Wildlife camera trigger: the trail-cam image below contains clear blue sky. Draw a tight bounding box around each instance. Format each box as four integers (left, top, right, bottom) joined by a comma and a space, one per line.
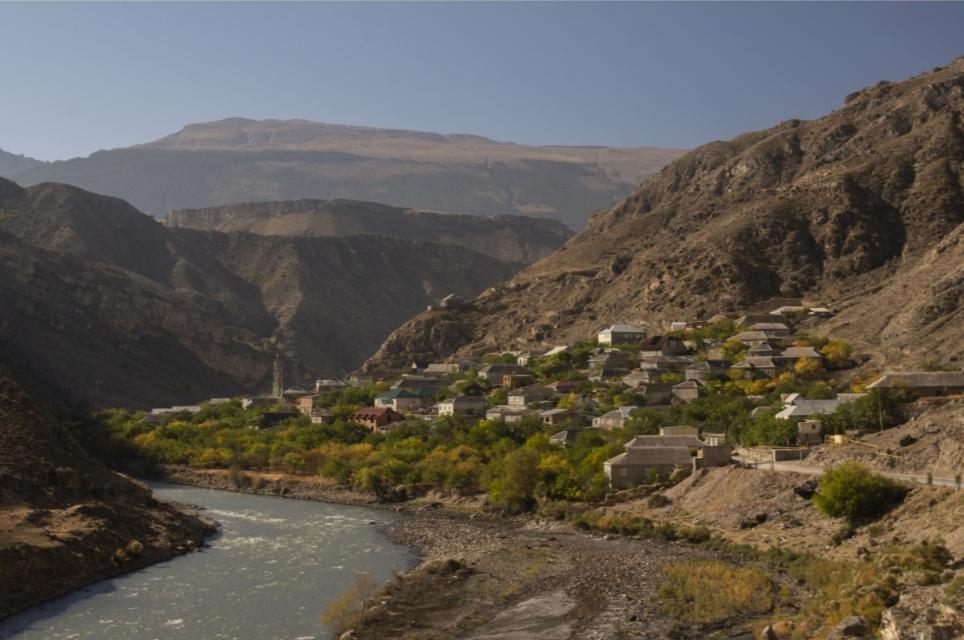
2, 2, 962, 161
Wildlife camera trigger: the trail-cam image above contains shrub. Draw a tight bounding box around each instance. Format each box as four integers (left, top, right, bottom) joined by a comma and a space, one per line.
812, 462, 908, 524
659, 559, 774, 624
319, 572, 376, 632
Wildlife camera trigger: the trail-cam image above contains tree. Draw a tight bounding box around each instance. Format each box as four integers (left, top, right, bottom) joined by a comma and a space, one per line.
812, 462, 908, 524
820, 340, 852, 369
721, 339, 747, 363
492, 448, 541, 512
794, 357, 824, 378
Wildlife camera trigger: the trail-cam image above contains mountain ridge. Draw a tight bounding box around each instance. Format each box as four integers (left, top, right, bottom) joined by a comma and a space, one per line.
164, 198, 572, 265
0, 178, 516, 409
363, 56, 964, 373
11, 118, 685, 228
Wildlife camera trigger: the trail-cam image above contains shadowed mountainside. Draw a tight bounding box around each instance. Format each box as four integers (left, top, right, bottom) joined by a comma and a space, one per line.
0, 179, 515, 409
0, 368, 213, 619
11, 119, 684, 229
363, 57, 964, 373
164, 198, 572, 265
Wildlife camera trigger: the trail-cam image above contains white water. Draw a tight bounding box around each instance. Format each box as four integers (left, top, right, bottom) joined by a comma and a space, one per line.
0, 483, 416, 640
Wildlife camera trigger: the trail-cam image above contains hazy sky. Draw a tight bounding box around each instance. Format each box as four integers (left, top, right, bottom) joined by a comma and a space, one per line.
2, 2, 962, 161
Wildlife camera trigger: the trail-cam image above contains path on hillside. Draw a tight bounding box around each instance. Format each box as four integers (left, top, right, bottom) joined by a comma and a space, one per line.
743, 459, 963, 490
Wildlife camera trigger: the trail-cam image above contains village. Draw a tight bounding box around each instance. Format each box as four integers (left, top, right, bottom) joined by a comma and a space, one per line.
144, 297, 964, 493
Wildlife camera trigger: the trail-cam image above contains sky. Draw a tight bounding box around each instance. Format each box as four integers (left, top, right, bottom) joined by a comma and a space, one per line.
1, 2, 963, 161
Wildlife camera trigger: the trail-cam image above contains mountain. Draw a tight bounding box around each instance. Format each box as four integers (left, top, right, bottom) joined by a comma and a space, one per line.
0, 367, 212, 618
0, 149, 44, 178
11, 119, 684, 229
164, 199, 572, 265
363, 57, 964, 373
0, 179, 516, 409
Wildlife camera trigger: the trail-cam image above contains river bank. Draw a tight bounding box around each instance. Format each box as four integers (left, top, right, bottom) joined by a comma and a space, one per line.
157, 465, 771, 639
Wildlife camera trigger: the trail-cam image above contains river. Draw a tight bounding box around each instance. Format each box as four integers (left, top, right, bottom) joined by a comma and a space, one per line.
0, 483, 417, 640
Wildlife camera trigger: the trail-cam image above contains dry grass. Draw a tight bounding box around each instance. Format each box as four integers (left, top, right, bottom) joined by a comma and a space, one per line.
319, 572, 376, 633
658, 559, 774, 624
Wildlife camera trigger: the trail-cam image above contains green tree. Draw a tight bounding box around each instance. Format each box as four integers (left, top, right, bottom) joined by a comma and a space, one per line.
812, 462, 908, 524
492, 448, 541, 512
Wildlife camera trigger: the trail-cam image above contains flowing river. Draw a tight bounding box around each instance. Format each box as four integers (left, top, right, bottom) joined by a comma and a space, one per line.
0, 483, 416, 640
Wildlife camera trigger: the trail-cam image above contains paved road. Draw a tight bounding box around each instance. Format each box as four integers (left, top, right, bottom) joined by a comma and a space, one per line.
743, 459, 963, 490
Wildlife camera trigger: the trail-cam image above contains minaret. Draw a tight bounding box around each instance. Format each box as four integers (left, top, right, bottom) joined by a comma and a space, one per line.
272, 353, 284, 399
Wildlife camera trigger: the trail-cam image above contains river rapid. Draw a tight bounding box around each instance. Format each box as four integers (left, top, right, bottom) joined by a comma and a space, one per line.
0, 483, 416, 640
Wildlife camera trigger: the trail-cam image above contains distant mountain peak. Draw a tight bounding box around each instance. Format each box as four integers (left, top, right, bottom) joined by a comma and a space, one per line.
0, 148, 45, 178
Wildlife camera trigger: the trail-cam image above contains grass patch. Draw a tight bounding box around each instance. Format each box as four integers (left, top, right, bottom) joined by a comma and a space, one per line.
319, 572, 376, 633
659, 559, 774, 624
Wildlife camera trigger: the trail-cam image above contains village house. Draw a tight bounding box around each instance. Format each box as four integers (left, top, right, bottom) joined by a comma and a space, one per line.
296, 395, 315, 416
440, 293, 466, 309
737, 313, 779, 327
636, 382, 674, 405
622, 369, 662, 387
478, 363, 534, 386
393, 375, 450, 392
540, 408, 575, 428
597, 324, 646, 346
588, 349, 634, 370
703, 431, 727, 446
747, 343, 779, 357
588, 368, 625, 382
745, 322, 791, 337
592, 406, 638, 430
374, 388, 424, 413
639, 354, 693, 371
437, 395, 486, 416
797, 420, 823, 446
672, 380, 704, 404
774, 346, 823, 367
516, 352, 534, 367
423, 362, 462, 375
867, 371, 964, 397
684, 359, 730, 381
550, 428, 583, 447
603, 434, 732, 488
732, 330, 778, 348
659, 425, 700, 436
485, 405, 539, 424
349, 406, 406, 432
146, 405, 202, 424
282, 387, 312, 402
731, 356, 781, 379
638, 335, 689, 357
310, 408, 335, 425
508, 385, 554, 407
547, 379, 583, 395
774, 392, 865, 421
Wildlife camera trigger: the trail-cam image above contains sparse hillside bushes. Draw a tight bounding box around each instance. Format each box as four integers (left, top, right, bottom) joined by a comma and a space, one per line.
812, 462, 908, 523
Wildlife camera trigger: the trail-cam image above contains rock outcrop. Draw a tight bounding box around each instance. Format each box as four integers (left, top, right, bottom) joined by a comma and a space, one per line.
363, 57, 964, 373
11, 118, 685, 229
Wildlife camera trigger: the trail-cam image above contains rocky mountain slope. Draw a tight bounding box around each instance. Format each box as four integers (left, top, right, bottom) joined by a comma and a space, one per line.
10, 118, 684, 229
0, 178, 515, 409
164, 199, 572, 265
0, 367, 213, 619
0, 149, 43, 178
364, 57, 964, 373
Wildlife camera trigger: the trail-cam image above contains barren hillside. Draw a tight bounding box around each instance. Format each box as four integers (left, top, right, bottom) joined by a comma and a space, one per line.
364, 57, 964, 373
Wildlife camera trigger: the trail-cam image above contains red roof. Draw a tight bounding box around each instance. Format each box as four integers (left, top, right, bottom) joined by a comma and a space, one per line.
350, 406, 390, 418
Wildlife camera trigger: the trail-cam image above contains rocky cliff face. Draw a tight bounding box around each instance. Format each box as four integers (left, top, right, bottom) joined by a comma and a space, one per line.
0, 179, 515, 409
364, 57, 964, 373
164, 198, 572, 265
0, 368, 213, 619
11, 119, 684, 229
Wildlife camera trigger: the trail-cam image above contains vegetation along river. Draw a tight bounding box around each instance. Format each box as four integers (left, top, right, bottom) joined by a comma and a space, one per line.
0, 483, 416, 640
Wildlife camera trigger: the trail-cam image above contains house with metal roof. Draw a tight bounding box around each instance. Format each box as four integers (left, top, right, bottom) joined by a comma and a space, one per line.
597, 324, 645, 346
867, 372, 964, 396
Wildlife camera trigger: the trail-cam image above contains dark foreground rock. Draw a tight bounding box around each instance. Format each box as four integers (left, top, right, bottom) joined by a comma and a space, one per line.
0, 371, 215, 620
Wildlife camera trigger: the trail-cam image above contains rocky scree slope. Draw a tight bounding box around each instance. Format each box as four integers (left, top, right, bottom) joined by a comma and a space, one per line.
12, 118, 685, 229
164, 198, 572, 265
364, 57, 964, 373
0, 179, 514, 409
0, 368, 213, 619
